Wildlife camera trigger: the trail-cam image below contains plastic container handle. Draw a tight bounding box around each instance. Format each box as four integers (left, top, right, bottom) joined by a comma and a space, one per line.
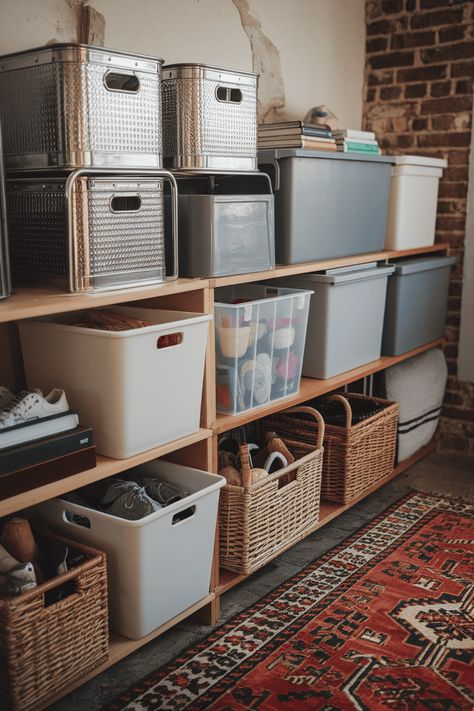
171, 506, 196, 525
258, 155, 280, 192
325, 394, 353, 430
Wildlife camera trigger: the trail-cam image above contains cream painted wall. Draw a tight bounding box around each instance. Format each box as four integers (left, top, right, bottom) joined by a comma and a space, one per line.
0, 0, 365, 129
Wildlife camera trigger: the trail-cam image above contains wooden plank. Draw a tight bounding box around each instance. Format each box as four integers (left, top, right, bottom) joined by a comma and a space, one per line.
0, 428, 213, 517
0, 279, 209, 324
214, 339, 444, 434
211, 244, 450, 289
39, 593, 215, 711
217, 440, 437, 594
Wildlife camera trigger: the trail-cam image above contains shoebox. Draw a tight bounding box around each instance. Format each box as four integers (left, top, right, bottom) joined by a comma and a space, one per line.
0, 427, 96, 501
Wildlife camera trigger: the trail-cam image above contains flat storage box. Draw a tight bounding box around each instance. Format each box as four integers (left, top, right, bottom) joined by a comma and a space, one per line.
38, 461, 225, 640
0, 44, 163, 170
382, 255, 456, 356
6, 174, 175, 292
0, 531, 108, 711
178, 173, 275, 277
19, 306, 211, 458
385, 155, 447, 250
214, 285, 312, 414
274, 263, 394, 379
258, 149, 395, 263
162, 63, 258, 172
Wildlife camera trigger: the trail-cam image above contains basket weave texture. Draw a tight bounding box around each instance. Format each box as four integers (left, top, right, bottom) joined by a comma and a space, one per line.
219, 406, 325, 575
0, 532, 109, 711
272, 393, 399, 505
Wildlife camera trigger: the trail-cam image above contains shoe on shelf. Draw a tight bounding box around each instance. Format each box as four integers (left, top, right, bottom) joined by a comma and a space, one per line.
130, 474, 188, 507
0, 543, 37, 596
101, 479, 162, 520
0, 386, 15, 409
0, 388, 67, 429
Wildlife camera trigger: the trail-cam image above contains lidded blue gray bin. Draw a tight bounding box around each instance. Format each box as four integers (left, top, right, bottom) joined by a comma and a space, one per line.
382, 254, 456, 356
272, 263, 394, 379
258, 149, 395, 264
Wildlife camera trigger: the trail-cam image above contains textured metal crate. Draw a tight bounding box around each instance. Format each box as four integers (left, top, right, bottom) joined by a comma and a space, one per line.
0, 121, 10, 299
0, 44, 163, 171
162, 64, 258, 172
6, 173, 171, 292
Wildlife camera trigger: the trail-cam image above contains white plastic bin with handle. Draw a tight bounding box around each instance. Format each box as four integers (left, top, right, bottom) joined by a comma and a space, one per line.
385, 155, 447, 250
19, 306, 211, 458
37, 460, 225, 639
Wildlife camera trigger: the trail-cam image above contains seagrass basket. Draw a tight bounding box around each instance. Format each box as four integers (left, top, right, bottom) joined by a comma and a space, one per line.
0, 531, 109, 711
271, 393, 399, 505
219, 406, 325, 575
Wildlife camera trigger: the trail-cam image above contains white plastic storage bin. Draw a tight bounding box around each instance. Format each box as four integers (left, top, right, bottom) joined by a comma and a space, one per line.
37, 460, 225, 639
19, 306, 211, 458
214, 284, 312, 414
385, 155, 447, 250
273, 263, 394, 379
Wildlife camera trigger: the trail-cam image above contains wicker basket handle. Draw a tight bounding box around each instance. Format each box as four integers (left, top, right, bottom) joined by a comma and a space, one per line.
282, 406, 325, 449
325, 393, 353, 429
239, 442, 253, 488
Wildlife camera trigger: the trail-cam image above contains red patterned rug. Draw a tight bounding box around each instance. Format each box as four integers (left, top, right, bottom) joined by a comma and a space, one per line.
107, 492, 474, 710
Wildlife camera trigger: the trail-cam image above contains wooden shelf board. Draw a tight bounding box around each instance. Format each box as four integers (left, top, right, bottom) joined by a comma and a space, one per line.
214, 338, 444, 434
0, 277, 209, 324
216, 440, 437, 594
211, 244, 450, 289
0, 428, 212, 517
39, 592, 215, 711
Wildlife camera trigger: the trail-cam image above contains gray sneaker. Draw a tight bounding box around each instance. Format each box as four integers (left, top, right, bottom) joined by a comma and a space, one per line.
130, 474, 188, 507
101, 479, 162, 520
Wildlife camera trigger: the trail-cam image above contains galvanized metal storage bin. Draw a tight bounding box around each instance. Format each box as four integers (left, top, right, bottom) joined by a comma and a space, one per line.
162, 64, 258, 172
0, 121, 10, 300
0, 44, 163, 171
382, 255, 456, 356
259, 149, 395, 264
6, 169, 177, 292
273, 263, 395, 379
178, 172, 274, 277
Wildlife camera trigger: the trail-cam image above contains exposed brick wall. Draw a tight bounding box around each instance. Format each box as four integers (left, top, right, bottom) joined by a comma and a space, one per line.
363, 0, 474, 457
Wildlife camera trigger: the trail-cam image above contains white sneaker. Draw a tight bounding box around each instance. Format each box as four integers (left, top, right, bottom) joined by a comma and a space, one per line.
0, 386, 14, 409
0, 388, 69, 429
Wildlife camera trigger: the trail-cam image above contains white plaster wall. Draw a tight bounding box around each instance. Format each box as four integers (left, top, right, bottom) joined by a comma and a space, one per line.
0, 0, 365, 129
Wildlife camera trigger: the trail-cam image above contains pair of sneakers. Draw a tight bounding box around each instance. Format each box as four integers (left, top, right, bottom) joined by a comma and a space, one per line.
0, 386, 69, 429
100, 475, 188, 521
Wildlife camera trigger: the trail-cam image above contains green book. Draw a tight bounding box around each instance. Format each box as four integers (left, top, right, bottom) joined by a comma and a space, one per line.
342, 142, 381, 154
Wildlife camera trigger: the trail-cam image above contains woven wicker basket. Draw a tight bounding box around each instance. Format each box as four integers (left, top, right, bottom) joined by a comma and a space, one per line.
219, 406, 325, 575
0, 531, 109, 711
271, 393, 399, 505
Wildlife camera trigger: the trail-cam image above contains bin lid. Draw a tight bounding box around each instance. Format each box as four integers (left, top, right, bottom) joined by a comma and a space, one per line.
391, 255, 456, 275
258, 148, 395, 164
297, 264, 395, 285
391, 154, 447, 169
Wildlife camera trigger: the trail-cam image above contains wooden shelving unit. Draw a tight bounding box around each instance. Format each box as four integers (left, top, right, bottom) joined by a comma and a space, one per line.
0, 243, 448, 705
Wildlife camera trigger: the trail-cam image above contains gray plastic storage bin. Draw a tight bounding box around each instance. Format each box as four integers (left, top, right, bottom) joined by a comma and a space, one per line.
382, 255, 456, 356
177, 173, 275, 277
273, 263, 394, 379
259, 149, 395, 264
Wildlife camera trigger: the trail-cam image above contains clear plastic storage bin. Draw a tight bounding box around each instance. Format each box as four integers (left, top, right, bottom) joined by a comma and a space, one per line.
214, 285, 312, 414
37, 460, 225, 640
19, 306, 211, 458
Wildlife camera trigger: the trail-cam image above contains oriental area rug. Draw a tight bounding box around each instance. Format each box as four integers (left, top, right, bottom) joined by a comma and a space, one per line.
107, 491, 474, 710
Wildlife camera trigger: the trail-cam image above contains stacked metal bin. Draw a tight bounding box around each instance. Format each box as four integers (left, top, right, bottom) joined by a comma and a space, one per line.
161, 63, 275, 278
0, 44, 178, 293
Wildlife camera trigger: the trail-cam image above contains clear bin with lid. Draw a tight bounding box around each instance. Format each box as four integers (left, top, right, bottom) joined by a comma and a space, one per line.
214, 285, 312, 414
385, 155, 447, 250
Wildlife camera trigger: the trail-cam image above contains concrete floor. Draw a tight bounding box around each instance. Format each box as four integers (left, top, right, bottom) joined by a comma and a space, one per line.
50, 452, 473, 710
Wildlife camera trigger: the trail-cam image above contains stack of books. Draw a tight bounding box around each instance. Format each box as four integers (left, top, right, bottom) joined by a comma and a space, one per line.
258, 121, 337, 152
333, 129, 381, 155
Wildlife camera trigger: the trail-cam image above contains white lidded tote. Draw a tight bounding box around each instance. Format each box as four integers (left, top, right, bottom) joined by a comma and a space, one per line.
385, 154, 447, 250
